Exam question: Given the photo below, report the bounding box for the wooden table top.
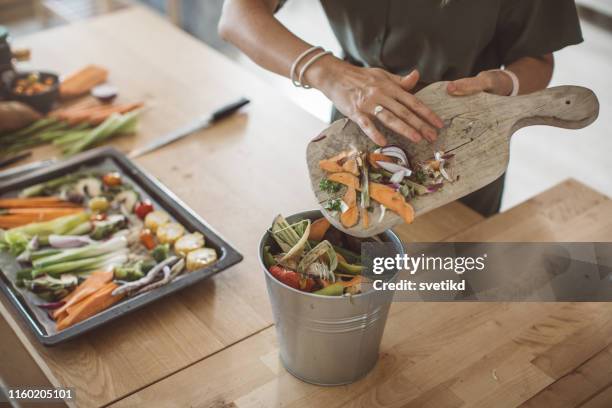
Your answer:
[0,7,610,408]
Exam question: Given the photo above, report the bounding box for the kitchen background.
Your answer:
[1,0,611,211]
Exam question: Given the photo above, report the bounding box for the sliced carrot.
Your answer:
[327,172,360,190]
[53,270,113,321]
[369,183,414,224]
[88,102,143,125]
[0,197,79,208]
[56,282,124,331]
[368,153,394,169]
[308,217,331,242]
[4,208,84,215]
[0,209,84,228]
[319,151,350,173]
[340,186,359,228]
[342,158,360,176]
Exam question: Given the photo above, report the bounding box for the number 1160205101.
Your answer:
[6,388,74,401]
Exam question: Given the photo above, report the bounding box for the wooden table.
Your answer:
[1,7,611,408]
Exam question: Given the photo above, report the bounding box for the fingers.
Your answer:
[391,87,444,130]
[447,76,488,96]
[399,70,420,92]
[374,108,422,143]
[354,114,388,146]
[379,95,437,142]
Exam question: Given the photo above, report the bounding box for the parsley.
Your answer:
[324,198,342,212]
[319,178,342,194]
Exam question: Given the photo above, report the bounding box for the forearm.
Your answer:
[218,0,318,78]
[507,54,554,94]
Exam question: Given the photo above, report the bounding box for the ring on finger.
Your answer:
[374,105,384,116]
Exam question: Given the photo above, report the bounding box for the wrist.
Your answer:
[302,55,346,92]
[483,70,515,96]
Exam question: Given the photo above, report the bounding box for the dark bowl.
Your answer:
[2,70,60,114]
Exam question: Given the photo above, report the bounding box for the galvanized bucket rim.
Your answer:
[258,209,403,300]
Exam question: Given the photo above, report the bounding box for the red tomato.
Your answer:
[269,266,315,292]
[134,201,154,219]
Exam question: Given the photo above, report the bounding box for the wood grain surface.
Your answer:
[307,84,600,237]
[0,6,323,407]
[111,180,612,408]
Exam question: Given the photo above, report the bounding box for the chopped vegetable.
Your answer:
[139,229,156,250]
[56,282,124,331]
[102,172,122,186]
[134,201,154,219]
[151,243,170,262]
[186,248,217,271]
[112,190,138,213]
[22,274,78,302]
[90,214,126,240]
[52,270,113,321]
[318,178,342,194]
[114,260,155,282]
[174,232,204,257]
[308,217,330,242]
[144,210,169,233]
[88,196,109,212]
[156,222,184,245]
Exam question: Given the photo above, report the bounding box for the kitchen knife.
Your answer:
[128,97,250,159]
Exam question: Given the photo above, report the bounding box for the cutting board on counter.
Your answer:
[307,82,599,237]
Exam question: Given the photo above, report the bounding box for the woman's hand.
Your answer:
[447,70,514,97]
[305,58,444,146]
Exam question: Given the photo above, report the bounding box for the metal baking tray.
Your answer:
[0,147,243,345]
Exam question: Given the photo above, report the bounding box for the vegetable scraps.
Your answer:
[0,169,218,331]
[264,214,366,297]
[318,146,457,228]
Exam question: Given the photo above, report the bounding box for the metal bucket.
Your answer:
[259,210,404,385]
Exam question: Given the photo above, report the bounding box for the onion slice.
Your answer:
[378,204,387,223]
[376,146,409,166]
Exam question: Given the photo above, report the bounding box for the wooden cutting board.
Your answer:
[307,82,599,237]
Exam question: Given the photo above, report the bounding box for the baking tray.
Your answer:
[0,147,243,345]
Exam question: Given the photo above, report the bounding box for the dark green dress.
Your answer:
[280,0,583,216]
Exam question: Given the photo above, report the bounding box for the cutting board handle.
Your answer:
[507,86,599,136]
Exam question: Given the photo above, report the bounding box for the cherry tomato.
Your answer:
[268,266,315,292]
[134,201,154,219]
[102,172,122,187]
[139,229,156,250]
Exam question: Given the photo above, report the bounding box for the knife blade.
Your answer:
[128,97,250,159]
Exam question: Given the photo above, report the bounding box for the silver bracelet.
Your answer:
[298,50,332,89]
[494,68,520,96]
[290,46,323,87]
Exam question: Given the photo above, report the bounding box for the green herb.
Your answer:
[414,169,427,184]
[324,198,342,212]
[319,178,342,194]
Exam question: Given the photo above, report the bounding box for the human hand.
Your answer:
[306,59,443,146]
[447,70,515,97]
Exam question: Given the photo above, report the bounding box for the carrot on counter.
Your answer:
[60,65,109,99]
[56,281,124,331]
[53,270,113,321]
[0,197,80,208]
[53,102,144,126]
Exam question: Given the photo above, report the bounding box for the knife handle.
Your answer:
[210,97,250,122]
